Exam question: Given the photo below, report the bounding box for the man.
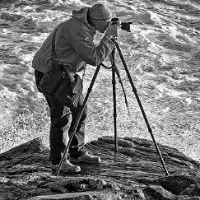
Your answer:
[32,3,118,173]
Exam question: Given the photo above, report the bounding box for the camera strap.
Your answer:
[51,23,62,61]
[50,23,85,79]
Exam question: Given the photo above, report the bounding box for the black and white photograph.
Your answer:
[0,0,200,199]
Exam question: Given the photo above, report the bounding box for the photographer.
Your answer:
[32,3,119,173]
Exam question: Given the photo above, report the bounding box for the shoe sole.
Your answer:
[70,158,101,164]
[52,165,81,174]
[52,168,81,174]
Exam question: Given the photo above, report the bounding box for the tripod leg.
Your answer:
[56,64,102,176]
[112,65,118,153]
[110,48,118,153]
[113,63,130,117]
[114,41,169,176]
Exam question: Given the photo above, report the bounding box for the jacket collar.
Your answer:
[72,7,96,34]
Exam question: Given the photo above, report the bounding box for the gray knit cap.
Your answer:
[89,3,112,21]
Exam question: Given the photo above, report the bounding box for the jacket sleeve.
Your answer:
[63,21,114,66]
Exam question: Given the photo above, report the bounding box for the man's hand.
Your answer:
[105,22,119,38]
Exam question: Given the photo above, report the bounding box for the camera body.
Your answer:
[111,18,132,32]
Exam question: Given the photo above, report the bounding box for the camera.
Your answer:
[111,18,132,32]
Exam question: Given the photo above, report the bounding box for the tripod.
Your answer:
[56,39,169,176]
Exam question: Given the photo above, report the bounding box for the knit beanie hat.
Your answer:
[89,3,112,21]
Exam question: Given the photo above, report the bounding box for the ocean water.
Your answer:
[0,0,200,161]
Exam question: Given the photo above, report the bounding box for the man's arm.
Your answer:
[64,21,114,66]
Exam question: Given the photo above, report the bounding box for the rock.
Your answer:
[27,192,94,200]
[177,196,200,200]
[143,185,175,200]
[27,191,122,200]
[88,178,107,190]
[180,184,196,196]
[0,136,200,199]
[0,137,46,160]
[158,175,196,195]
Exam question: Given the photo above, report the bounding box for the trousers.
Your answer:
[34,70,87,165]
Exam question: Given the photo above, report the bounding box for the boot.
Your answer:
[52,157,81,173]
[70,152,101,164]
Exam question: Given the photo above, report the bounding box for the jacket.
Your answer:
[32,7,114,74]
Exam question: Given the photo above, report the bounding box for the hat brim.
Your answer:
[90,17,111,22]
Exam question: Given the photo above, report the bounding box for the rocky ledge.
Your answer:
[0,136,200,200]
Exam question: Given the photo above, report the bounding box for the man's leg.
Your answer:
[47,96,70,165]
[35,70,100,165]
[67,94,101,164]
[34,70,80,171]
[45,94,81,173]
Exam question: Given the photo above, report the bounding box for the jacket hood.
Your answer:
[72,7,90,28]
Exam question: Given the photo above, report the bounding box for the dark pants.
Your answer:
[35,70,87,165]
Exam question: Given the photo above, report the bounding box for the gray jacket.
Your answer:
[32,7,114,74]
